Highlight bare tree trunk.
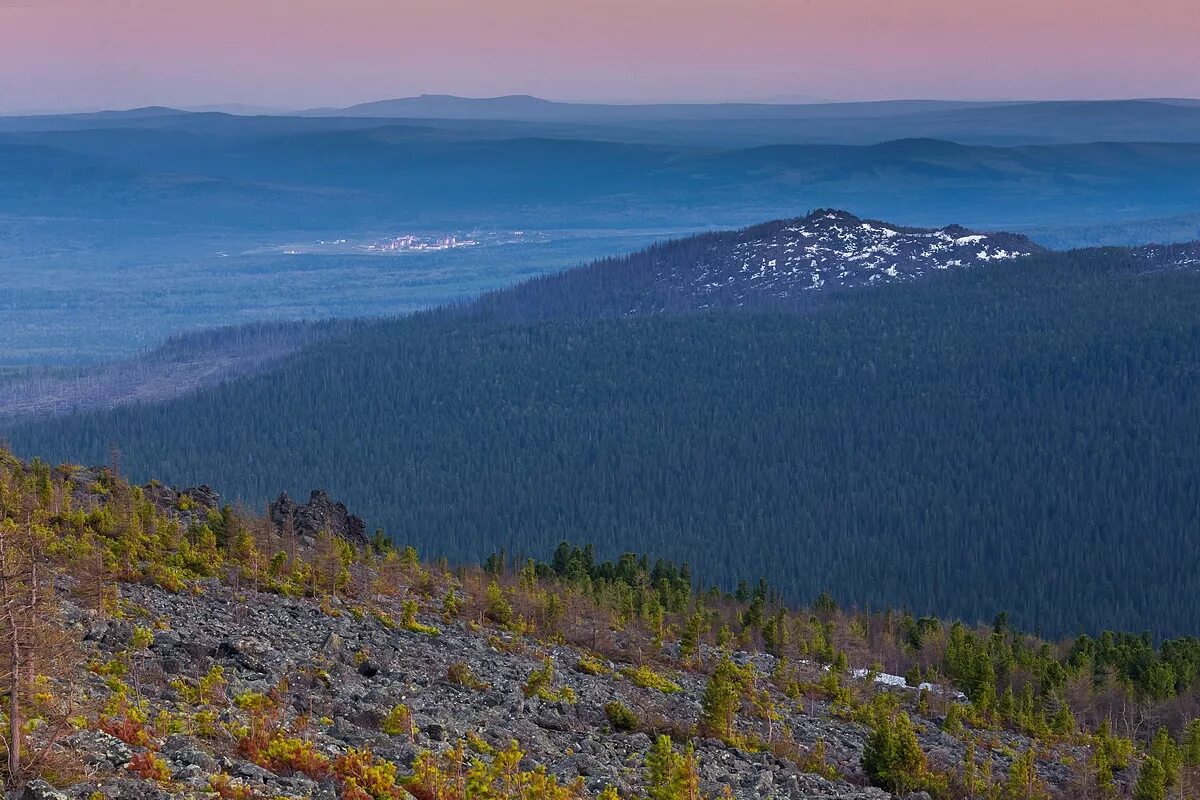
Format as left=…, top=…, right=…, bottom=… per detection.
left=7, top=624, right=18, bottom=782
left=0, top=532, right=21, bottom=783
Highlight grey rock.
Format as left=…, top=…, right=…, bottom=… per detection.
left=162, top=734, right=218, bottom=772
left=21, top=780, right=70, bottom=800
left=66, top=729, right=133, bottom=768
left=234, top=761, right=278, bottom=783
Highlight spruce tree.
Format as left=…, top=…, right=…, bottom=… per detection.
left=862, top=711, right=927, bottom=794
left=1133, top=757, right=1167, bottom=800
left=1184, top=718, right=1200, bottom=766
left=699, top=656, right=743, bottom=742
left=1002, top=748, right=1049, bottom=800
left=1149, top=727, right=1181, bottom=788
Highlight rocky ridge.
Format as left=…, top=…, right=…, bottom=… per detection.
left=639, top=211, right=1043, bottom=312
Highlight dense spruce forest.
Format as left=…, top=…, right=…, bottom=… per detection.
left=7, top=243, right=1200, bottom=638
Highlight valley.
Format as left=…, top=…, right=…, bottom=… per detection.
left=0, top=228, right=686, bottom=365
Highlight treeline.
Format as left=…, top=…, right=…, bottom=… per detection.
left=5, top=247, right=1200, bottom=636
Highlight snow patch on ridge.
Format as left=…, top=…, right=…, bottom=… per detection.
left=678, top=211, right=1037, bottom=309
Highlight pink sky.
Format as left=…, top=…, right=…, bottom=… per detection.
left=1, top=0, right=1197, bottom=111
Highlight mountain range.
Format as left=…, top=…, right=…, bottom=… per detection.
left=4, top=125, right=1200, bottom=235
left=5, top=96, right=1200, bottom=147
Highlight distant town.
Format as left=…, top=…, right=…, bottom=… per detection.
left=266, top=231, right=534, bottom=256
left=363, top=234, right=478, bottom=252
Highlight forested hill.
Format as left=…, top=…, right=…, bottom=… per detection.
left=8, top=228, right=1200, bottom=637
left=464, top=210, right=1045, bottom=320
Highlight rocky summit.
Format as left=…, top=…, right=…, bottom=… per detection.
left=677, top=211, right=1041, bottom=308
left=627, top=211, right=1043, bottom=313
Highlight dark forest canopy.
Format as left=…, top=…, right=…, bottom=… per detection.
left=7, top=243, right=1200, bottom=638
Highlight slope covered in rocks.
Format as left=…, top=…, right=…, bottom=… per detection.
left=5, top=453, right=1200, bottom=800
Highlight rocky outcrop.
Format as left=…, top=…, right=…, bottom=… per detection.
left=142, top=481, right=221, bottom=529
left=269, top=489, right=368, bottom=546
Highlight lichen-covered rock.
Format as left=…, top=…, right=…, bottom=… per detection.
left=21, top=780, right=70, bottom=800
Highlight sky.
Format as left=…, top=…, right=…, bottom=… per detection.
left=0, top=0, right=1197, bottom=112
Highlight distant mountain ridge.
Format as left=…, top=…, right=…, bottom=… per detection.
left=316, top=94, right=1200, bottom=124
left=5, top=96, right=1200, bottom=149
left=316, top=93, right=1006, bottom=120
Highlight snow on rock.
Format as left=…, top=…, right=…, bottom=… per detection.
left=663, top=210, right=1041, bottom=310
left=1129, top=241, right=1200, bottom=271
left=848, top=667, right=969, bottom=702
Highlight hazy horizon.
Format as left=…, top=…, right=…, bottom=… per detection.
left=2, top=0, right=1197, bottom=113
left=6, top=92, right=1200, bottom=118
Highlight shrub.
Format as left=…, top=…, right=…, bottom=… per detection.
left=334, top=748, right=404, bottom=800
left=604, top=701, right=638, bottom=732
left=400, top=600, right=440, bottom=636
left=253, top=734, right=330, bottom=778
left=128, top=751, right=172, bottom=783
left=209, top=774, right=257, bottom=800
left=146, top=563, right=187, bottom=593
left=622, top=665, right=682, bottom=694
left=797, top=739, right=839, bottom=780
left=575, top=654, right=611, bottom=676
left=380, top=704, right=412, bottom=737
left=446, top=661, right=489, bottom=691
left=406, top=739, right=580, bottom=800
left=523, top=658, right=576, bottom=703
left=465, top=729, right=493, bottom=754
left=172, top=665, right=227, bottom=706
left=484, top=582, right=513, bottom=626
left=233, top=691, right=273, bottom=714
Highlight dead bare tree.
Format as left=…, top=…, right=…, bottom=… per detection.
left=0, top=509, right=76, bottom=788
